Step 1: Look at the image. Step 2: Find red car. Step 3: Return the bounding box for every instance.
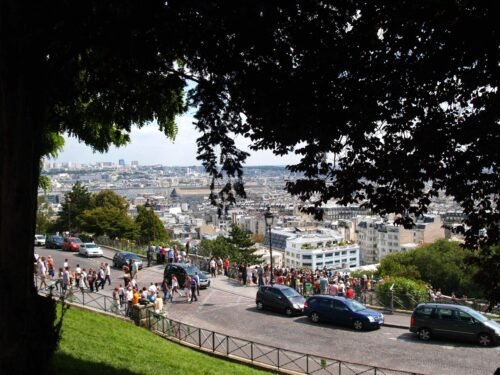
[62,237,82,252]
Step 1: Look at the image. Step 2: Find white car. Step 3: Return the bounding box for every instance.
[34,234,46,246]
[79,242,104,257]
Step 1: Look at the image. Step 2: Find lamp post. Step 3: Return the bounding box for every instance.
[264,206,274,285]
[145,199,156,242]
[67,196,71,235]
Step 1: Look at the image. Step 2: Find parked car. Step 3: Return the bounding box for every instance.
[112,251,143,270]
[34,234,46,246]
[62,237,82,252]
[79,242,104,257]
[45,235,64,249]
[164,263,210,289]
[410,303,500,346]
[256,285,306,316]
[304,295,384,330]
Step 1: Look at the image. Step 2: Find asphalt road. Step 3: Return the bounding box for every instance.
[35,246,500,375]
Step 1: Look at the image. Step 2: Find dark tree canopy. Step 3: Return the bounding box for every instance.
[0,1,498,373]
[167,1,499,249]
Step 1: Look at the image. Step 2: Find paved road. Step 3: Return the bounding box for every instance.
[35,246,500,375]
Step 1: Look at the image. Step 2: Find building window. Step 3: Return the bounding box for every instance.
[302,255,312,260]
[325,252,333,257]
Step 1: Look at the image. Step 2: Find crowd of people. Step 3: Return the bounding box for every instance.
[229,262,373,298]
[35,255,112,296]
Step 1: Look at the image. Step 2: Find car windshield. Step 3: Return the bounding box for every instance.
[72,238,82,243]
[186,265,200,274]
[345,299,367,312]
[281,288,301,298]
[85,243,97,248]
[36,235,45,239]
[464,308,488,322]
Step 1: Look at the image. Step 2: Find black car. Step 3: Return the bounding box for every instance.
[256,285,306,316]
[410,303,500,346]
[45,235,64,249]
[304,295,384,330]
[164,263,210,289]
[112,252,144,270]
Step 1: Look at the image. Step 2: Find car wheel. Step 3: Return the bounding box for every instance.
[311,312,320,323]
[256,301,264,310]
[417,327,431,341]
[285,307,293,317]
[353,319,364,331]
[478,333,492,347]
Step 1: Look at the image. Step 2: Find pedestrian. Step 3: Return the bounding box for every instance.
[184,275,191,302]
[97,266,106,290]
[37,256,48,289]
[194,272,200,296]
[147,245,154,267]
[118,284,125,309]
[190,275,198,303]
[171,274,180,298]
[87,268,95,292]
[62,266,71,297]
[104,263,111,285]
[210,258,216,278]
[112,287,120,313]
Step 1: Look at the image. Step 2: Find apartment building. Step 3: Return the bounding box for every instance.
[283,232,360,270]
[356,215,445,264]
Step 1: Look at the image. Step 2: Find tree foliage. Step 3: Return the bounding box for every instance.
[171,1,499,250]
[198,225,262,265]
[134,205,169,245]
[376,276,429,310]
[54,182,92,233]
[378,240,482,298]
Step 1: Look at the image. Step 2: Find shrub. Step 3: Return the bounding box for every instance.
[375,277,428,310]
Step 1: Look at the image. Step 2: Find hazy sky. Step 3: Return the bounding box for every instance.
[53,114,302,166]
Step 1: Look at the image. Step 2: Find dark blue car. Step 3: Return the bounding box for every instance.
[304,295,384,330]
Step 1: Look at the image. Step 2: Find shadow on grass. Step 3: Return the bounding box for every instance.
[50,352,139,375]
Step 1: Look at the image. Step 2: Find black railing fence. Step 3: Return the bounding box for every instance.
[147,310,420,375]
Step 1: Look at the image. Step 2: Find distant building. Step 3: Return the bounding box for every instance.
[131,160,139,167]
[356,214,445,265]
[118,159,125,166]
[284,232,360,270]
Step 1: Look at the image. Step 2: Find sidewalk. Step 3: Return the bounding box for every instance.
[208,274,411,329]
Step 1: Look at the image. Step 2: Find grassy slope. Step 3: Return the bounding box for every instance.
[51,305,272,375]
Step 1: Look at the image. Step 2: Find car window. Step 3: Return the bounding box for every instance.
[281,288,301,298]
[333,300,348,311]
[344,299,366,312]
[457,311,473,322]
[437,308,455,320]
[319,299,332,308]
[414,306,434,318]
[269,289,283,298]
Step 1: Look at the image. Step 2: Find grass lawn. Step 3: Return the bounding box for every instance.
[50,305,274,375]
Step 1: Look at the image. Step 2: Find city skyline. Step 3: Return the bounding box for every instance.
[52,114,302,167]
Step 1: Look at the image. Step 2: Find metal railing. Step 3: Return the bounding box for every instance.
[34,276,128,318]
[147,310,420,375]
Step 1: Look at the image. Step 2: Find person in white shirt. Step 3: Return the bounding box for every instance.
[104,263,111,285]
[37,257,47,289]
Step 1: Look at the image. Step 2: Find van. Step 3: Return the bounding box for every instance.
[410,303,500,346]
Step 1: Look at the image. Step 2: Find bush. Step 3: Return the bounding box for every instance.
[375,277,428,310]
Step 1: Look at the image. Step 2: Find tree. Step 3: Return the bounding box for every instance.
[134,205,169,245]
[35,196,54,234]
[1,2,498,372]
[378,240,482,298]
[53,182,92,234]
[80,190,138,239]
[198,237,233,260]
[227,225,262,265]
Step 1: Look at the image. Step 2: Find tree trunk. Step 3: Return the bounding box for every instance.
[0,2,58,373]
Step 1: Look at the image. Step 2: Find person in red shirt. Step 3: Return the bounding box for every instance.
[223,258,230,276]
[345,287,355,299]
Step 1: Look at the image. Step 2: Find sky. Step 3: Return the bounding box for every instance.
[53,114,302,167]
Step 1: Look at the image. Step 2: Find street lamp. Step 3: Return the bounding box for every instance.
[264,206,274,285]
[67,196,71,234]
[145,199,156,242]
